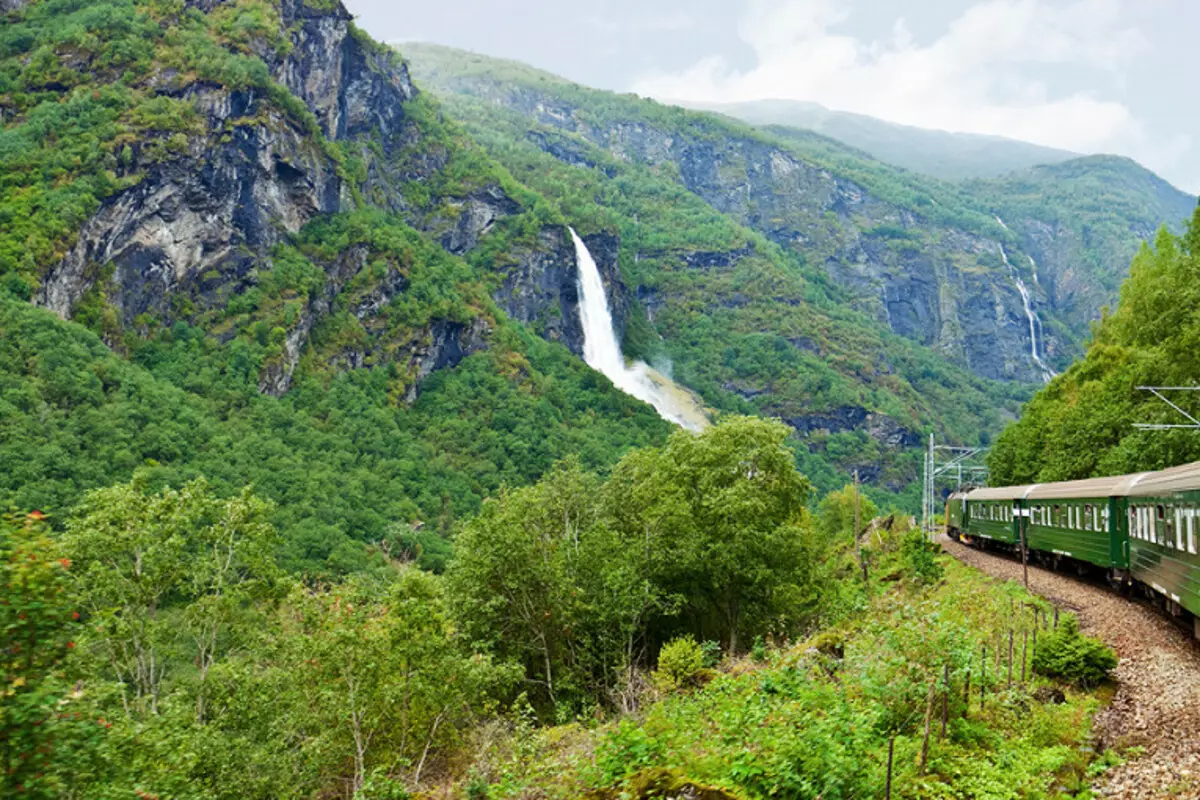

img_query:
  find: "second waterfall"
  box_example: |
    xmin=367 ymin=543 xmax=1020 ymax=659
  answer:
xmin=571 ymin=229 xmax=709 ymax=431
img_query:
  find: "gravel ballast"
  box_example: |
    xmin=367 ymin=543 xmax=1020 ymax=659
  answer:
xmin=939 ymin=535 xmax=1200 ymax=799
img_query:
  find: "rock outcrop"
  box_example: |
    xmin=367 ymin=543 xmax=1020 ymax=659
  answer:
xmin=436 ymin=79 xmax=1060 ymax=383
xmin=31 ymin=0 xmax=612 ymax=398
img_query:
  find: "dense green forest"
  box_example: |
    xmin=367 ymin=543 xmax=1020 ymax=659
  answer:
xmin=4 ymin=418 xmax=1119 ymax=798
xmin=990 ymin=205 xmax=1200 ymax=484
xmin=0 ymin=292 xmax=671 ymax=574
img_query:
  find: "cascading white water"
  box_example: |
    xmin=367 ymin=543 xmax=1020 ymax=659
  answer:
xmin=571 ymin=229 xmax=709 ymax=431
xmin=998 ymin=241 xmax=1056 ymax=383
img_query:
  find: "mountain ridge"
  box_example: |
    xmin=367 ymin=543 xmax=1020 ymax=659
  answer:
xmin=674 ymin=96 xmax=1082 ymax=181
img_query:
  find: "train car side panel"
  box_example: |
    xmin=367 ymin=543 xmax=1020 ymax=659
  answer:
xmin=1024 ymin=498 xmax=1117 ymax=568
xmin=1128 ymin=495 xmax=1200 ymax=617
xmin=965 ymin=500 xmax=1019 ymax=545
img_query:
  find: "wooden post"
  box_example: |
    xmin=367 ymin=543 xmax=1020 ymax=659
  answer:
xmin=920 ymin=679 xmax=936 ymax=772
xmin=963 ymin=667 xmax=971 ymax=718
xmin=1032 ymin=619 xmax=1038 ymax=659
xmin=980 ymin=645 xmax=986 ymax=709
xmin=885 ymin=737 xmax=895 ymax=800
xmin=1054 ymin=607 xmax=1059 ymax=629
xmin=1021 ymin=631 xmax=1028 ymax=683
xmin=1007 ymin=630 xmax=1014 ymax=688
xmin=941 ymin=663 xmax=949 ymax=740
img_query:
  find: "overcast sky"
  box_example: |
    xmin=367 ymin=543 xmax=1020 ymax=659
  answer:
xmin=344 ymin=0 xmax=1197 ymax=193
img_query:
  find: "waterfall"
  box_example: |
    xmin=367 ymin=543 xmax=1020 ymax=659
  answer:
xmin=998 ymin=241 xmax=1056 ymax=383
xmin=571 ymin=229 xmax=708 ymax=431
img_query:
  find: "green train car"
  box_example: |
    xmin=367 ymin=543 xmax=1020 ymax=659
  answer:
xmin=946 ymin=462 xmax=1200 ymax=639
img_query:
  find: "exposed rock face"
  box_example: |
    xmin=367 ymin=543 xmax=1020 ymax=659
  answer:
xmin=33 ymin=0 xmax=605 ymax=399
xmin=461 ymin=83 xmax=1058 ymax=383
xmin=494 ymin=228 xmax=628 ymax=357
xmin=41 ymin=87 xmax=344 ymax=325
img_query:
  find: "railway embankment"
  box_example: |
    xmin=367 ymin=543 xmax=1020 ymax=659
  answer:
xmin=940 ymin=534 xmax=1200 ymax=799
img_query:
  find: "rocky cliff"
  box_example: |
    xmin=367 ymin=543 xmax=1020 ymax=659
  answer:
xmin=12 ymin=0 xmax=626 ymax=398
xmin=402 ymin=48 xmax=1065 ymax=385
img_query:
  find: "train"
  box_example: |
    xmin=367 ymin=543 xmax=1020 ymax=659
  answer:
xmin=946 ymin=461 xmax=1200 ymax=639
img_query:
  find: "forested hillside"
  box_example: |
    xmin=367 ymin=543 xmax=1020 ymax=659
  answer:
xmin=0 ymin=2 xmax=1138 ymax=797
xmin=404 ymin=43 xmax=1193 ymax=371
xmin=0 ymin=0 xmax=685 ymax=574
xmin=990 ymin=207 xmax=1200 ymax=485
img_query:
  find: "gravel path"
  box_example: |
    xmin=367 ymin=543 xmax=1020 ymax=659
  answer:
xmin=938 ymin=535 xmax=1200 ymax=799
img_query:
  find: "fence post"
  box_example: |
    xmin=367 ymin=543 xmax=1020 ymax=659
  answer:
xmin=885 ymin=737 xmax=895 ymax=800
xmin=941 ymin=663 xmax=949 ymax=739
xmin=1021 ymin=631 xmax=1028 ymax=683
xmin=980 ymin=645 xmax=986 ymax=709
xmin=963 ymin=667 xmax=971 ymax=718
xmin=1054 ymin=607 xmax=1059 ymax=629
xmin=920 ymin=679 xmax=936 ymax=772
xmin=1007 ymin=630 xmax=1014 ymax=688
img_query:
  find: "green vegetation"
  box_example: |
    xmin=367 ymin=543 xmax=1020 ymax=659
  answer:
xmin=1032 ymin=616 xmax=1117 ymax=688
xmin=463 ymin=523 xmax=1105 ymax=800
xmin=6 ymin=417 xmax=1115 ymax=798
xmin=989 ymin=206 xmax=1200 ymax=484
xmin=0 ymin=292 xmax=669 ymax=574
xmin=402 ymin=61 xmax=1029 ymax=506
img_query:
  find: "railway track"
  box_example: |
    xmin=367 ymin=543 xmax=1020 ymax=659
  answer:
xmin=939 ymin=534 xmax=1200 ymax=799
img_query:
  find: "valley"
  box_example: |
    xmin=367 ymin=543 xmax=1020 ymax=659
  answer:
xmin=0 ymin=1 xmax=1195 ymax=798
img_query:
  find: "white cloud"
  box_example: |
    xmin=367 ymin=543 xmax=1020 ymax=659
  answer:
xmin=633 ymin=0 xmax=1194 ymax=188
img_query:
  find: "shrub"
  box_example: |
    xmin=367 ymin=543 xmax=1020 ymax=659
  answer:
xmin=1033 ymin=616 xmax=1117 ymax=687
xmin=654 ymin=635 xmax=705 ymax=690
xmin=699 ymin=639 xmax=722 ymax=668
xmin=902 ymin=529 xmax=943 ymax=585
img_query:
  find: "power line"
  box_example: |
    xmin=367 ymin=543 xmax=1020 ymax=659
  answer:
xmin=1134 ymin=386 xmax=1200 ymax=431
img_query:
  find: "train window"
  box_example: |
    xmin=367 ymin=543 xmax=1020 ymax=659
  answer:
xmin=1167 ymin=510 xmax=1179 ymax=550
xmin=1157 ymin=505 xmax=1165 ymax=520
xmin=1101 ymin=506 xmax=1109 ymax=531
xmin=1175 ymin=509 xmax=1185 ymax=550
xmin=1189 ymin=509 xmax=1197 ymax=555
xmin=1053 ymin=505 xmax=1061 ymax=525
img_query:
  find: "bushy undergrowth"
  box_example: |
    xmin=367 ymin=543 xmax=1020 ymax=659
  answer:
xmin=462 ymin=548 xmax=1105 ymax=800
xmin=1033 ymin=616 xmax=1118 ymax=688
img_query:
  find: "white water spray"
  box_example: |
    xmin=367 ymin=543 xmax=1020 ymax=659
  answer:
xmin=571 ymin=229 xmax=709 ymax=431
xmin=998 ymin=240 xmax=1056 ymax=383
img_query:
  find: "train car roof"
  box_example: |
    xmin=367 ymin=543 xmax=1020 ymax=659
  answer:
xmin=1025 ymin=472 xmax=1154 ymax=500
xmin=965 ymin=485 xmax=1037 ymax=501
xmin=1125 ymin=460 xmax=1200 ymax=497
xmin=967 ymin=463 xmax=1200 ymax=503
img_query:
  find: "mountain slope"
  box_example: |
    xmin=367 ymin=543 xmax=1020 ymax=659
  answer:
xmin=989 ymin=211 xmax=1200 ymax=486
xmin=404 ymin=43 xmax=1193 ymax=377
xmin=966 ymin=156 xmax=1197 ymax=333
xmin=677 ymin=97 xmax=1079 ymax=181
xmin=0 ymin=0 xmax=678 ymax=570
xmin=404 ymin=43 xmax=1074 ymax=380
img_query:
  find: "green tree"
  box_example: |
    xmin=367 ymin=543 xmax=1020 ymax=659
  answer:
xmin=285 ymin=570 xmax=511 ymax=795
xmin=62 ymin=478 xmax=278 ymax=719
xmin=0 ymin=512 xmax=85 ymax=800
xmin=815 ymin=483 xmax=878 ymax=543
xmin=607 ymin=417 xmax=817 ymax=653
